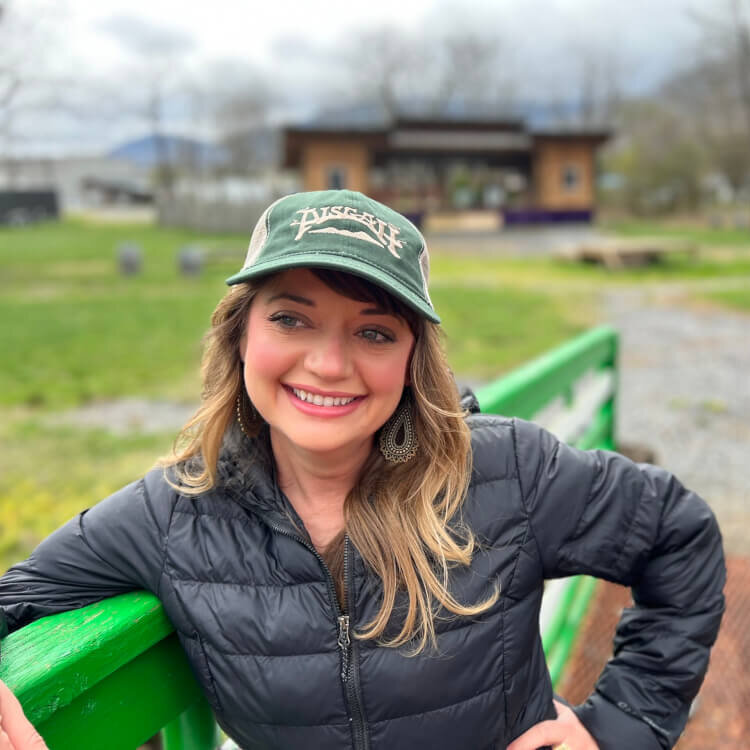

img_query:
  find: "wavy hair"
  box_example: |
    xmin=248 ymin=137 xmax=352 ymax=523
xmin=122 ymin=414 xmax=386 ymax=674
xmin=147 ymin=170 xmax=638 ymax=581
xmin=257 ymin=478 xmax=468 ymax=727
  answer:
xmin=160 ymin=269 xmax=498 ymax=653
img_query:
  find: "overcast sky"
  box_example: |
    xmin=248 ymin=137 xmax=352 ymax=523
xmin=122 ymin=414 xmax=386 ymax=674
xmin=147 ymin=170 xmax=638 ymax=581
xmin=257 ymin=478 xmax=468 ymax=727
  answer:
xmin=4 ymin=0 xmax=709 ymax=155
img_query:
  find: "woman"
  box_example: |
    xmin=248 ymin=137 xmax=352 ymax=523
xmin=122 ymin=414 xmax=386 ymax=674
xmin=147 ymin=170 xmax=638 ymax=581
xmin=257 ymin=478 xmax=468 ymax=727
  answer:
xmin=0 ymin=190 xmax=725 ymax=750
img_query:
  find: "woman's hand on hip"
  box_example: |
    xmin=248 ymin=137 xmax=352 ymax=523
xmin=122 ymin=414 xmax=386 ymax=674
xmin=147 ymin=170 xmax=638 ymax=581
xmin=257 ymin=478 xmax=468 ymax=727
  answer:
xmin=0 ymin=681 xmax=48 ymax=750
xmin=506 ymin=699 xmax=599 ymax=750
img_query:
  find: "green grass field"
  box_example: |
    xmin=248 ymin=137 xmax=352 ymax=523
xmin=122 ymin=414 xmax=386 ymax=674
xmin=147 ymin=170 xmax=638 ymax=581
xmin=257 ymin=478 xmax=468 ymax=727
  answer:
xmin=1 ymin=217 xmax=748 ymax=570
xmin=701 ymin=288 xmax=750 ymax=311
xmin=0 ymin=220 xmax=604 ymax=409
xmin=603 ymin=218 xmax=750 ymax=247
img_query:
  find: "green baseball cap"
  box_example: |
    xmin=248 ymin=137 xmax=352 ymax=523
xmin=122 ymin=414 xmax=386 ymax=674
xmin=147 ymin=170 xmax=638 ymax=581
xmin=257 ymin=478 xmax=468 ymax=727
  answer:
xmin=226 ymin=189 xmax=439 ymax=323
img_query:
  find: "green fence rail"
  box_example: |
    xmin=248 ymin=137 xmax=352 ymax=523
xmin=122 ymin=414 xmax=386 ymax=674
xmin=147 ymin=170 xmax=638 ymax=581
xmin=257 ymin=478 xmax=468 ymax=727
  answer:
xmin=0 ymin=592 xmax=217 ymax=750
xmin=0 ymin=325 xmax=619 ymax=747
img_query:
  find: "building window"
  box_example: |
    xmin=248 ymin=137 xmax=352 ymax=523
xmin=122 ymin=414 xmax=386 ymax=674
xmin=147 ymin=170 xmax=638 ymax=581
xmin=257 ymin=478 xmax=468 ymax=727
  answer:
xmin=326 ymin=167 xmax=347 ymax=190
xmin=562 ymin=164 xmax=581 ymax=192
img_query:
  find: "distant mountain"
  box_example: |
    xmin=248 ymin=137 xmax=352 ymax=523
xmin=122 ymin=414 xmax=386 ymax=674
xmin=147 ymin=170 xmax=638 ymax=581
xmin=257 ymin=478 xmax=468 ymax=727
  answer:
xmin=108 ymin=134 xmax=228 ymax=168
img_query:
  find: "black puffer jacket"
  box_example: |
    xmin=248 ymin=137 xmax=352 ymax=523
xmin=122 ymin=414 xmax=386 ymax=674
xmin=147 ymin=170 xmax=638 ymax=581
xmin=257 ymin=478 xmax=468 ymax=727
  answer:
xmin=0 ymin=416 xmax=725 ymax=750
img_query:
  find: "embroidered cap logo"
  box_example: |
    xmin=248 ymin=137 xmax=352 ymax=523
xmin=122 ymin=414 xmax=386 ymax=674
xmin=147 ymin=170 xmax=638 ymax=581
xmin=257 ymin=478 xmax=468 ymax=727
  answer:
xmin=290 ymin=206 xmax=405 ymax=259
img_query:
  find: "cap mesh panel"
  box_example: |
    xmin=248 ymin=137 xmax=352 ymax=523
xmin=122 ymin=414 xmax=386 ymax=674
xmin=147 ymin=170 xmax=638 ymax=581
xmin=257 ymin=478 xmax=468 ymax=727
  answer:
xmin=242 ymin=196 xmax=285 ymax=269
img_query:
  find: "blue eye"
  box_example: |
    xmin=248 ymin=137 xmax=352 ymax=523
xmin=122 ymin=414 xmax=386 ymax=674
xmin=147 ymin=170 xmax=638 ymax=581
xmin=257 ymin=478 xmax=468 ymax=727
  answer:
xmin=359 ymin=328 xmax=393 ymax=343
xmin=268 ymin=313 xmax=304 ymax=329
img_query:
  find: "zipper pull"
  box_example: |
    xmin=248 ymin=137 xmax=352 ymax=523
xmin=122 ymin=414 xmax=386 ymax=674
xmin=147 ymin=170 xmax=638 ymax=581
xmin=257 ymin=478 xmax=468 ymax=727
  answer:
xmin=337 ymin=614 xmax=350 ymax=682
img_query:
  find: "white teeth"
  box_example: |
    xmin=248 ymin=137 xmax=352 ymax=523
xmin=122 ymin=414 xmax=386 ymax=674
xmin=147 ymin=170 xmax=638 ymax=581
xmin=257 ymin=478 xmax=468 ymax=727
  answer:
xmin=292 ymin=387 xmax=355 ymax=406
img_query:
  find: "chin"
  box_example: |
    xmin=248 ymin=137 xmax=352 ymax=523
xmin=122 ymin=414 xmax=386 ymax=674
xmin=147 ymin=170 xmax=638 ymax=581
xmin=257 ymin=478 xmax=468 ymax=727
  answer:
xmin=276 ymin=427 xmax=374 ymax=458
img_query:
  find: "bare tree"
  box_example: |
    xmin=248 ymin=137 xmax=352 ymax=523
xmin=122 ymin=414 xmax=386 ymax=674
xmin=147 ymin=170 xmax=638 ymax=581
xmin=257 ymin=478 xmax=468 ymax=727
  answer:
xmin=206 ymin=62 xmax=271 ymax=174
xmin=0 ymin=0 xmax=61 ymax=183
xmin=603 ymin=95 xmax=704 ymax=214
xmin=338 ymin=25 xmax=418 ymax=118
xmin=428 ymin=29 xmax=511 ymax=115
xmin=97 ymin=13 xmax=197 ymax=192
xmin=683 ymin=0 xmax=750 ymax=195
xmin=338 ymin=23 xmax=513 ymax=119
xmin=574 ymin=44 xmax=622 ymax=127
xmin=727 ymin=0 xmax=750 ymax=143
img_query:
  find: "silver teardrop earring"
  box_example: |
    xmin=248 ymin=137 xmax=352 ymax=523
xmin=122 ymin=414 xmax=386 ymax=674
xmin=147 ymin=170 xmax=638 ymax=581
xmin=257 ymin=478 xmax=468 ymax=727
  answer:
xmin=379 ymin=390 xmax=418 ymax=463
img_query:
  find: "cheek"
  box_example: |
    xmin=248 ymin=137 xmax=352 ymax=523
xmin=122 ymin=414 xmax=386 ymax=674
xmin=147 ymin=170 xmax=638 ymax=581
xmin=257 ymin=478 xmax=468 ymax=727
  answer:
xmin=364 ymin=351 xmax=411 ymax=394
xmin=242 ymin=320 xmax=296 ymax=380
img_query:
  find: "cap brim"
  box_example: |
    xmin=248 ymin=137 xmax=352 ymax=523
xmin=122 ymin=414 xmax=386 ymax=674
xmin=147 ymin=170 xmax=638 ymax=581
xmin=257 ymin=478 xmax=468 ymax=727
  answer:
xmin=225 ymin=252 xmax=440 ymax=323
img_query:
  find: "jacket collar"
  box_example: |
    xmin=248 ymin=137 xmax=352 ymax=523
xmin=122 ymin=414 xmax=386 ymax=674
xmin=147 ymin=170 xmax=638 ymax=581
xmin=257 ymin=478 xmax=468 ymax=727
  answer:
xmin=215 ymin=421 xmax=308 ymax=537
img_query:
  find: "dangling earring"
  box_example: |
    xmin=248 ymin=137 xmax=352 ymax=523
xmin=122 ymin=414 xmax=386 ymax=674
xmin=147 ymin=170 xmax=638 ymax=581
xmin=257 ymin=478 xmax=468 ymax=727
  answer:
xmin=379 ymin=390 xmax=418 ymax=463
xmin=236 ymin=391 xmax=257 ymax=438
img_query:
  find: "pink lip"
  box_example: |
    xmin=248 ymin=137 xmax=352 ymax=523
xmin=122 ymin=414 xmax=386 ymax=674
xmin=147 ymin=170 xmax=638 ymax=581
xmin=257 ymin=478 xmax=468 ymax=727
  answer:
xmin=283 ymin=385 xmax=365 ymax=418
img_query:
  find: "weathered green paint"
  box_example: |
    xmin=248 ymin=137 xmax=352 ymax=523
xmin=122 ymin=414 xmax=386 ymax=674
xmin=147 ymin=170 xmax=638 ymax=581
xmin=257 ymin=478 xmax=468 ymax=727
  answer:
xmin=0 ymin=593 xmax=215 ymax=749
xmin=0 ymin=592 xmax=172 ymax=724
xmin=37 ymin=635 xmax=207 ymax=749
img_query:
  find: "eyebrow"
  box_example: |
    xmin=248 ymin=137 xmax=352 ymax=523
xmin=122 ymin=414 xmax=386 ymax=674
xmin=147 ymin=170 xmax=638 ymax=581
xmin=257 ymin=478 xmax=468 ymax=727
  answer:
xmin=266 ymin=292 xmax=314 ymax=306
xmin=266 ymin=293 xmax=390 ymax=316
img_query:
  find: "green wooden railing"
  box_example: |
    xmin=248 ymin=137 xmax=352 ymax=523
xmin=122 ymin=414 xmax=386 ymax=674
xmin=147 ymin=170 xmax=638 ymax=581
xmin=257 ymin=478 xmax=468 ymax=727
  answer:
xmin=0 ymin=592 xmax=217 ymax=750
xmin=0 ymin=325 xmax=618 ymax=747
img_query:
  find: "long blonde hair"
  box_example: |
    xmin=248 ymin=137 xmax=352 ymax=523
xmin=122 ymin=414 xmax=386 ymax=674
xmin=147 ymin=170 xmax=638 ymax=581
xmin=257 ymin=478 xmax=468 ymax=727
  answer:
xmin=161 ymin=270 xmax=498 ymax=653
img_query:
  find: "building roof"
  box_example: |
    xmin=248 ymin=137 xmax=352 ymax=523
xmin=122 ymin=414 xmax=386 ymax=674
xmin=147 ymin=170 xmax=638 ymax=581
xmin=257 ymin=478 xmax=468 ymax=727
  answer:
xmin=283 ymin=106 xmax=611 ymax=167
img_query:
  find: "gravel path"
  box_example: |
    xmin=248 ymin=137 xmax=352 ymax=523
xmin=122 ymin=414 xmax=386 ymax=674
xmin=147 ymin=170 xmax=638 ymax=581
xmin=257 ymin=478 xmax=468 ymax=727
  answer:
xmin=604 ymin=290 xmax=750 ymax=555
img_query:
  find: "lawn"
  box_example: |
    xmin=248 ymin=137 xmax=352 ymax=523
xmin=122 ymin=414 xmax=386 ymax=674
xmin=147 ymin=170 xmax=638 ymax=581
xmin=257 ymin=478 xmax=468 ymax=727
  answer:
xmin=701 ymin=288 xmax=750 ymax=311
xmin=0 ymin=220 xmax=602 ymax=408
xmin=602 ymin=217 xmax=750 ymax=248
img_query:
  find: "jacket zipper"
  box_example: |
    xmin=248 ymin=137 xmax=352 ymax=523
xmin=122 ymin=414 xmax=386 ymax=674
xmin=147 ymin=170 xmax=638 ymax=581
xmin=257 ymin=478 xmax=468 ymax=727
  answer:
xmin=261 ymin=519 xmax=368 ymax=749
xmin=343 ymin=537 xmax=370 ymax=750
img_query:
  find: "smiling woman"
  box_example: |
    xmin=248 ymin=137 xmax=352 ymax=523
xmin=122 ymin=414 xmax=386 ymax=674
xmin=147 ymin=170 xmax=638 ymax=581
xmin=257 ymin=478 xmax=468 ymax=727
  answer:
xmin=0 ymin=190 xmax=726 ymax=750
xmin=242 ymin=269 xmax=415 ymax=467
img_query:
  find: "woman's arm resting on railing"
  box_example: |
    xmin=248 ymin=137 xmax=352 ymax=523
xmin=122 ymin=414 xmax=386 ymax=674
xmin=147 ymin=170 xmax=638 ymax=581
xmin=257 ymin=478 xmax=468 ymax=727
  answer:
xmin=513 ymin=418 xmax=726 ymax=750
xmin=0 ymin=470 xmax=172 ymax=636
xmin=0 ymin=680 xmax=47 ymax=750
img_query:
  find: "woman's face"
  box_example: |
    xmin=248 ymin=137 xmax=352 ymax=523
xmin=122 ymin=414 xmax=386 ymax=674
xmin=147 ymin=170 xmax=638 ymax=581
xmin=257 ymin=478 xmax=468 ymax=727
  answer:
xmin=240 ymin=268 xmax=415 ymax=460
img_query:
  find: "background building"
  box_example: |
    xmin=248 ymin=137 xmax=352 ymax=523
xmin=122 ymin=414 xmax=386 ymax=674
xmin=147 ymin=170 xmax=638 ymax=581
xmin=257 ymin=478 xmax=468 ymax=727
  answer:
xmin=284 ymin=115 xmax=609 ymax=225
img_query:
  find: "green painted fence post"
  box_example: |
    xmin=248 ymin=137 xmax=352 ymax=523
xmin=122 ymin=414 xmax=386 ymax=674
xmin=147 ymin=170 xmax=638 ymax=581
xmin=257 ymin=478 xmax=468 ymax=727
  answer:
xmin=162 ymin=700 xmax=219 ymax=750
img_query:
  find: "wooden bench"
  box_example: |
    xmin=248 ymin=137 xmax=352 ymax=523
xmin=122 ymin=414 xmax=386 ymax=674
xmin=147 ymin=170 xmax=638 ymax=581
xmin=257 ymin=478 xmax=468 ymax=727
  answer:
xmin=559 ymin=237 xmax=698 ymax=268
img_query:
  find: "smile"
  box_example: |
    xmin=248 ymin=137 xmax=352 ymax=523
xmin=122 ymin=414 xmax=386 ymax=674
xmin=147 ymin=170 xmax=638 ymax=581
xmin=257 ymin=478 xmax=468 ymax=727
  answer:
xmin=290 ymin=387 xmax=358 ymax=407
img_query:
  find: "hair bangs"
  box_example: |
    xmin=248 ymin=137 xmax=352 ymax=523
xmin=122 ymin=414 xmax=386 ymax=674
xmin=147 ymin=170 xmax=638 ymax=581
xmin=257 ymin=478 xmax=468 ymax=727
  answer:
xmin=311 ymin=268 xmax=421 ymax=334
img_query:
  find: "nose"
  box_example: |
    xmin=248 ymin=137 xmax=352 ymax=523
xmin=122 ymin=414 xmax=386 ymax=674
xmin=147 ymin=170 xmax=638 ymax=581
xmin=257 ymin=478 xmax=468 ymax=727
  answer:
xmin=304 ymin=332 xmax=353 ymax=380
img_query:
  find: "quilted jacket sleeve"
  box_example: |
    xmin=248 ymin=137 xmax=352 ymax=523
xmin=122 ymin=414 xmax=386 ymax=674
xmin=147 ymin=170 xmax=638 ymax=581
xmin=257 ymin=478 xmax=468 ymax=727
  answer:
xmin=512 ymin=418 xmax=726 ymax=750
xmin=0 ymin=468 xmax=174 ymax=637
